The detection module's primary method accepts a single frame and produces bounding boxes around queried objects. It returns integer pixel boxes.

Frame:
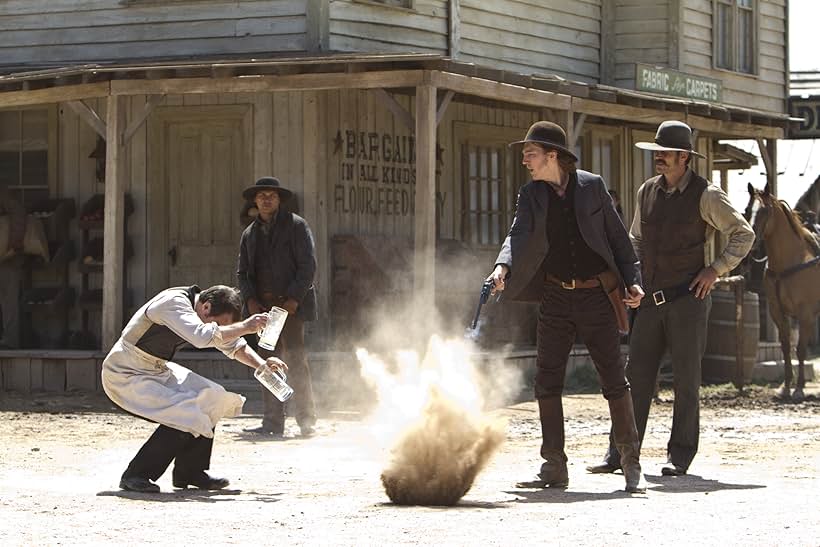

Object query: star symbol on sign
[333,130,343,155]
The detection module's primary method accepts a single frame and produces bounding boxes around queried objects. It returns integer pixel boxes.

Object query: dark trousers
[122,424,214,481]
[257,316,316,432]
[604,293,711,470]
[535,283,629,401]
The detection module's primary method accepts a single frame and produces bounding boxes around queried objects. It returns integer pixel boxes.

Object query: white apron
[102,340,245,439]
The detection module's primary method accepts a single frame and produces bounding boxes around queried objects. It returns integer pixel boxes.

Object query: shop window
[714,0,757,74]
[0,109,50,206]
[355,0,414,7]
[461,142,526,248]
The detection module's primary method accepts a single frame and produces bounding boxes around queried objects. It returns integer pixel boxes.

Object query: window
[0,109,50,205]
[355,0,414,8]
[714,0,757,74]
[460,140,527,247]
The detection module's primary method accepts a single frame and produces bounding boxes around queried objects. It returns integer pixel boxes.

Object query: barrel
[702,290,760,385]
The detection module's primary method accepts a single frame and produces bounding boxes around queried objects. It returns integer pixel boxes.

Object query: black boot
[517,397,568,488]
[609,393,645,493]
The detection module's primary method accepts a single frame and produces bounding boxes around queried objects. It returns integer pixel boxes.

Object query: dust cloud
[357,334,512,506]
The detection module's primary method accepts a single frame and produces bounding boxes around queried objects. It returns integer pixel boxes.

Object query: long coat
[495,169,641,302]
[236,211,318,321]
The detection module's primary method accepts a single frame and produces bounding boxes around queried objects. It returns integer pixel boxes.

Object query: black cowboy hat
[242,176,293,201]
[509,121,578,161]
[635,120,705,158]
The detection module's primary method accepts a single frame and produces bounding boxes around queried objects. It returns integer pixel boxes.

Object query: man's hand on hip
[689,266,719,299]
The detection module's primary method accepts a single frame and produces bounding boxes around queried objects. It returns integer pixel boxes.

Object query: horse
[748,184,820,401]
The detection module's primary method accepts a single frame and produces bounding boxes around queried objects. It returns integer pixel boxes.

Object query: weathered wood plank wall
[0,0,308,67]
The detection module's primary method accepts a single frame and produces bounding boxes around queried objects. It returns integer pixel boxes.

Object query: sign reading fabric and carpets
[788,96,820,139]
[635,64,722,103]
[331,129,445,219]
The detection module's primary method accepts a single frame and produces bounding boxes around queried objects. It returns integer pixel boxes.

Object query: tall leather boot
[609,393,645,493]
[518,396,568,488]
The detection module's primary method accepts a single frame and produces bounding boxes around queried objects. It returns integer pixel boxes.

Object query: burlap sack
[0,214,49,262]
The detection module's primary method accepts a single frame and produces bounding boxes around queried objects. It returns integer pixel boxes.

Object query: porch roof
[0,52,798,139]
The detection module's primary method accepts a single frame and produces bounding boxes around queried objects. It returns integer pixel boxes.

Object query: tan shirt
[630,168,754,277]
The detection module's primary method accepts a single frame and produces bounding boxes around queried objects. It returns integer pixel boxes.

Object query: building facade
[0,1,789,363]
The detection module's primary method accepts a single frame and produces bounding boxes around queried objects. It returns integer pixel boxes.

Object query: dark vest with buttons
[543,178,609,282]
[640,174,708,292]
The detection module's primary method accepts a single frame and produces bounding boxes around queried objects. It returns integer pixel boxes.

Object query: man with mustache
[487,121,646,493]
[588,120,753,477]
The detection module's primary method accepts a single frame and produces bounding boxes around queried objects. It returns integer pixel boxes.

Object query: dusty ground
[1,380,819,546]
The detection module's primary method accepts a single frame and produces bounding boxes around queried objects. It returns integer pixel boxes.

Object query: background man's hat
[635,120,705,158]
[242,176,293,201]
[509,121,578,161]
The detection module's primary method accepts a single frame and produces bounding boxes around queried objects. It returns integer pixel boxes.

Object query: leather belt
[646,283,691,306]
[546,274,601,290]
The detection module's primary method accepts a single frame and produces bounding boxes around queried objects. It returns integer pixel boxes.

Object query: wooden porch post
[102,95,126,351]
[414,82,437,312]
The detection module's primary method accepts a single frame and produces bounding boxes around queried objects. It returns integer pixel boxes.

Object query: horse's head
[748,183,776,253]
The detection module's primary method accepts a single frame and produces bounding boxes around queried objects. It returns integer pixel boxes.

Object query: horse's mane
[775,199,820,254]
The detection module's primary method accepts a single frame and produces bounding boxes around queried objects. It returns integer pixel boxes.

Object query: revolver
[470,279,496,330]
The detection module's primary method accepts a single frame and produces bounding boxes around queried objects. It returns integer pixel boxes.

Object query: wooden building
[0,1,793,389]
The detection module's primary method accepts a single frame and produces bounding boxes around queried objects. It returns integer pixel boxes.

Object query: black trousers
[602,293,711,470]
[535,283,629,401]
[122,424,214,481]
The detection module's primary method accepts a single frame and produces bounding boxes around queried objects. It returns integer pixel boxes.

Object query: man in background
[238,177,318,438]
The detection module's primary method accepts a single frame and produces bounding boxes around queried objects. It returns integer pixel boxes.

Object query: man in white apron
[102,284,286,493]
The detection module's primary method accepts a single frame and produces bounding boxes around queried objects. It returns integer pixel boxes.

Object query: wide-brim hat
[242,176,293,201]
[635,120,705,158]
[509,121,578,161]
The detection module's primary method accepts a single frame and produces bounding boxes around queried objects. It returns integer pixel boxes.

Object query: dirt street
[1,382,819,546]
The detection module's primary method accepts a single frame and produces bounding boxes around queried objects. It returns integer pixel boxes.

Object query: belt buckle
[561,279,576,290]
[652,290,666,306]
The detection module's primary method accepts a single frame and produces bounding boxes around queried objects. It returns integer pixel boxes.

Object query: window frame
[712,0,759,75]
[352,0,415,11]
[454,123,529,249]
[0,105,57,206]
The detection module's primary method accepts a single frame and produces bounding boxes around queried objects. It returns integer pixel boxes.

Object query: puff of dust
[358,335,508,506]
[380,388,505,506]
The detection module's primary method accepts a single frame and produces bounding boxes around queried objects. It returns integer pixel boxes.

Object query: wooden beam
[568,113,587,149]
[430,71,571,111]
[122,94,163,145]
[0,82,109,108]
[373,88,414,131]
[102,95,126,352]
[572,97,784,139]
[756,138,773,176]
[600,0,615,85]
[756,138,778,195]
[448,0,461,58]
[66,100,106,139]
[109,70,426,96]
[436,90,455,126]
[306,0,330,53]
[414,83,437,311]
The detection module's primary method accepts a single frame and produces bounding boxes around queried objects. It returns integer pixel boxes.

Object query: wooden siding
[681,0,787,114]
[458,0,602,83]
[0,0,308,67]
[53,89,541,340]
[613,0,671,88]
[328,0,448,54]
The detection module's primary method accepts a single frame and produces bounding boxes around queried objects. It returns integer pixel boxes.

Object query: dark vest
[641,174,708,291]
[135,285,199,361]
[544,178,608,281]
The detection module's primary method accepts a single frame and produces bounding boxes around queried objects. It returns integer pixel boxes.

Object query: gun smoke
[357,335,507,506]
